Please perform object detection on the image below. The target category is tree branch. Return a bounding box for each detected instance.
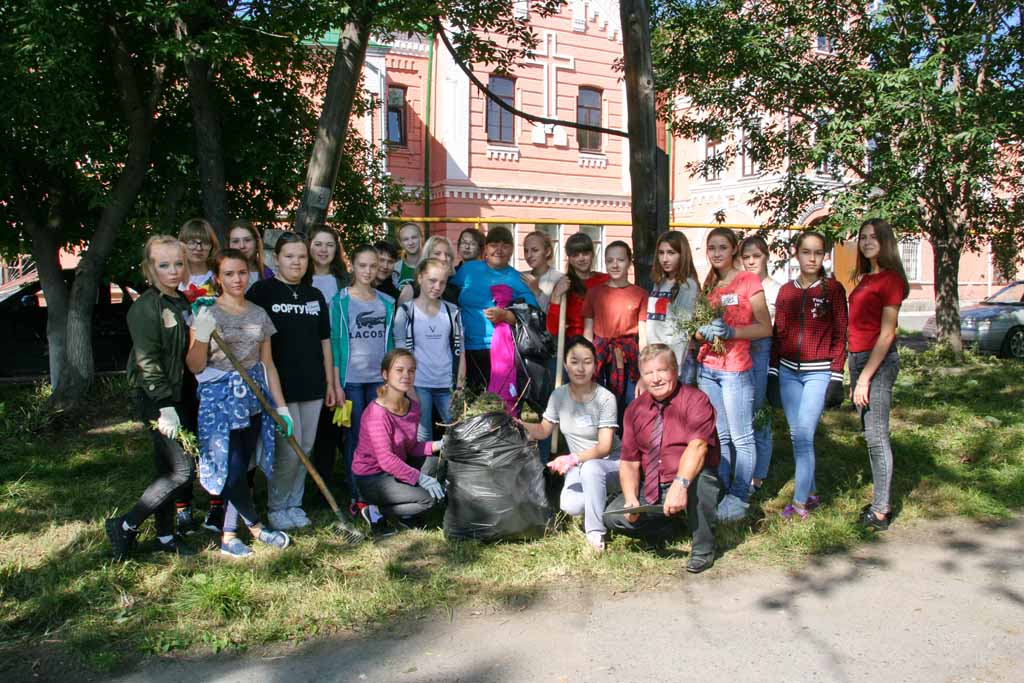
[433,16,628,139]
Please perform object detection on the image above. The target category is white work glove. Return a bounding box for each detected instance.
[192,306,217,343]
[157,407,181,439]
[417,471,445,501]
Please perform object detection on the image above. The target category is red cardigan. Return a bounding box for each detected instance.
[769,278,848,382]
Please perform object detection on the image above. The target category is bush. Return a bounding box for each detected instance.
[0,383,54,445]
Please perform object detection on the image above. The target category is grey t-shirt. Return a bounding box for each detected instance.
[542,384,621,460]
[646,278,699,368]
[346,295,388,384]
[394,301,457,389]
[201,302,276,374]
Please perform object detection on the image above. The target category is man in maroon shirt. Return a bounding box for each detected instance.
[603,344,723,573]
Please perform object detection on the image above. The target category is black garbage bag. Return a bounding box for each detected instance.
[442,411,552,541]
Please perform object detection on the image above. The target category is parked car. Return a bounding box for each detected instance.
[0,271,139,380]
[922,281,1024,359]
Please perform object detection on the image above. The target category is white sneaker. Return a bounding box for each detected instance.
[288,507,310,528]
[716,494,750,523]
[268,510,296,530]
[585,531,606,553]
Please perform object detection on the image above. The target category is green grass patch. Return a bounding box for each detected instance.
[1,356,1022,674]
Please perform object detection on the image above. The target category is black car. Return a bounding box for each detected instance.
[0,271,139,380]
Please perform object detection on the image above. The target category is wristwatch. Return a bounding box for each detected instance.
[674,476,691,488]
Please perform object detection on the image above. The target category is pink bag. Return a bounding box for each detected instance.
[488,284,519,414]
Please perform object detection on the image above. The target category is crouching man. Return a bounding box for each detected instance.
[603,344,723,573]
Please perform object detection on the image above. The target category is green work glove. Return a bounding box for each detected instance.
[276,406,294,438]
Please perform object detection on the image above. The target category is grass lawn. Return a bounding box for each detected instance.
[1,347,1022,676]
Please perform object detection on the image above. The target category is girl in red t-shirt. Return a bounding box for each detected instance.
[548,232,610,339]
[848,218,909,531]
[695,228,772,523]
[583,241,647,423]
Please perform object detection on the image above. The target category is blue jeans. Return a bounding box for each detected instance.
[679,349,698,386]
[779,367,830,505]
[537,355,559,463]
[698,365,755,501]
[344,381,382,501]
[414,386,453,442]
[750,338,773,481]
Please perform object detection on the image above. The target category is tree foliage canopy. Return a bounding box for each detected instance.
[654,1,1024,261]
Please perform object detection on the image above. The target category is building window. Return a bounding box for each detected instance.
[386,87,407,146]
[816,34,833,53]
[578,225,604,271]
[536,224,562,268]
[740,127,759,177]
[704,138,723,181]
[576,87,602,152]
[900,239,921,282]
[486,76,515,144]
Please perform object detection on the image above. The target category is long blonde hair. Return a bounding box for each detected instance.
[854,218,910,299]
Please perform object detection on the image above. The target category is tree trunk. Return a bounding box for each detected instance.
[186,54,229,243]
[27,225,68,388]
[49,24,166,411]
[294,17,372,235]
[930,235,964,359]
[619,0,665,286]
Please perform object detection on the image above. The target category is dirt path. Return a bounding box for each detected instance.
[113,515,1023,683]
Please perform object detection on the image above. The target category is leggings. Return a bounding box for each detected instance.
[848,350,899,515]
[222,417,262,533]
[124,394,195,536]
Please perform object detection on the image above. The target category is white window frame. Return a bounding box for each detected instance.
[536,224,562,270]
[899,238,922,282]
[703,137,723,181]
[579,225,605,272]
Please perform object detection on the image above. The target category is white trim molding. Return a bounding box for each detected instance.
[578,153,608,168]
[486,145,521,162]
[429,184,630,209]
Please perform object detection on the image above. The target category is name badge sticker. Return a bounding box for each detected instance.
[721,293,739,306]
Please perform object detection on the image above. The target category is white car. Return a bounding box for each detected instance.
[923,281,1024,358]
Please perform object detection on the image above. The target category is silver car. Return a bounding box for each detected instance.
[923,281,1024,358]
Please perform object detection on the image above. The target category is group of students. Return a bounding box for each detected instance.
[107,215,908,567]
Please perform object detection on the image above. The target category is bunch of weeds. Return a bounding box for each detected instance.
[675,295,726,354]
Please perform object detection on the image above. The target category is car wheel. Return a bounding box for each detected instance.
[1002,327,1024,360]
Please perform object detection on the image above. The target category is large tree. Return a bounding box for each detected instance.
[0,0,385,408]
[654,0,1024,355]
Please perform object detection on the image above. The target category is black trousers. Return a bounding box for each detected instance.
[312,401,344,495]
[124,393,196,536]
[465,349,492,395]
[175,372,200,507]
[355,472,436,518]
[602,468,722,557]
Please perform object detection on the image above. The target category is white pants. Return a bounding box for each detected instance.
[560,457,621,535]
[268,399,322,513]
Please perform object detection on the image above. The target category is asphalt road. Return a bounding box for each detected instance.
[118,515,1024,683]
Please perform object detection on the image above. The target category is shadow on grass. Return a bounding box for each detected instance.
[1,359,1022,680]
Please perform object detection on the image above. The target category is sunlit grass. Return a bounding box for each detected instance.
[1,354,1021,674]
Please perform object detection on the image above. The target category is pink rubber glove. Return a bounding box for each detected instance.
[546,454,580,475]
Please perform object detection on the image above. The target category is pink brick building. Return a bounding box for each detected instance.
[359,5,1021,304]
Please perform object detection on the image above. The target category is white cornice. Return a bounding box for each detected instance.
[428,184,630,209]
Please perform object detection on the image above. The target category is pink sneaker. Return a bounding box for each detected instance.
[781,504,810,521]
